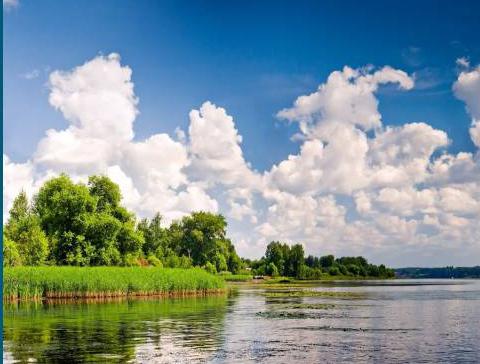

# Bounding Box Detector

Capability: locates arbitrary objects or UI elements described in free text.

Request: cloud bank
[4,54,480,266]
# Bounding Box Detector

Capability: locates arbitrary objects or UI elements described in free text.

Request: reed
[222,274,253,282]
[3,266,225,301]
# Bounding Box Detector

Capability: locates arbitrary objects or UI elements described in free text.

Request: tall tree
[4,191,49,265]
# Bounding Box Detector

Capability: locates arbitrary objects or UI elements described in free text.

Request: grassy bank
[3,266,225,301]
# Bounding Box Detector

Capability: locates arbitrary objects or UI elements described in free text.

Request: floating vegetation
[289,326,420,332]
[255,310,380,320]
[263,290,366,299]
[256,311,310,319]
[280,303,337,310]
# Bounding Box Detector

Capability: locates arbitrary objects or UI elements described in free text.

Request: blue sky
[3,1,480,266]
[4,0,479,169]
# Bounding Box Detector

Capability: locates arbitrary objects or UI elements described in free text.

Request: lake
[3,279,480,363]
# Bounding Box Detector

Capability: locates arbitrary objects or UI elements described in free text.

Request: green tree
[266,262,279,277]
[320,254,335,268]
[3,235,22,267]
[88,175,122,212]
[214,253,228,272]
[288,244,305,278]
[171,212,232,267]
[265,241,286,275]
[138,213,169,257]
[4,191,49,265]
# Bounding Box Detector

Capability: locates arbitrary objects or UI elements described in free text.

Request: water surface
[4,279,480,363]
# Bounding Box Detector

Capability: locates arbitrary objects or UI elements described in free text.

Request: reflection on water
[4,280,480,363]
[3,296,230,363]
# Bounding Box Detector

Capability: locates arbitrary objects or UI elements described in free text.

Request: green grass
[221,274,253,282]
[3,266,225,301]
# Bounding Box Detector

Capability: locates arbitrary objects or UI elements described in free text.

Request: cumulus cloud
[3,55,480,265]
[5,54,217,225]
[453,64,480,147]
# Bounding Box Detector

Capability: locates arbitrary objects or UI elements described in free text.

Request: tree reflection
[4,295,230,363]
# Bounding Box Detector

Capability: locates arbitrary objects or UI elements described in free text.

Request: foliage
[204,261,217,274]
[251,241,395,279]
[3,235,22,267]
[4,191,49,265]
[266,262,279,277]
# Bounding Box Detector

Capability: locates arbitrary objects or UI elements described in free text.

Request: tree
[266,262,279,277]
[3,235,22,267]
[329,266,340,276]
[320,255,335,268]
[265,241,286,275]
[4,191,49,265]
[227,251,242,274]
[171,212,231,267]
[34,174,96,238]
[288,244,305,278]
[305,255,320,269]
[88,175,122,212]
[32,174,145,265]
[9,190,29,221]
[138,213,169,256]
[214,253,228,272]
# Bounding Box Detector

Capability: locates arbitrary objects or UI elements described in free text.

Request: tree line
[3,174,241,273]
[395,266,480,279]
[245,241,395,279]
[3,173,395,278]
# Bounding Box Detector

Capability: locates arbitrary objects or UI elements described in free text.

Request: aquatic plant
[3,266,225,301]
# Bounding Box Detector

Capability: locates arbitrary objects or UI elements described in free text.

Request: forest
[3,174,395,279]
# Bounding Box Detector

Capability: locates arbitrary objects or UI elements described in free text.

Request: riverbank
[3,266,225,301]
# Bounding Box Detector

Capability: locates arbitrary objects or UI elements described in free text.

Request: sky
[3,0,480,267]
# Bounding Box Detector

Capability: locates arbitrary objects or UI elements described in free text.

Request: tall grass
[3,266,225,301]
[221,274,253,282]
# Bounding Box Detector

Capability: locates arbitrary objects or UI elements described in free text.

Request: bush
[338,264,348,275]
[329,266,340,276]
[123,253,140,267]
[147,255,163,267]
[204,261,217,274]
[266,262,279,277]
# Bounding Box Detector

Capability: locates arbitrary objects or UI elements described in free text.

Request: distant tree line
[395,266,480,279]
[3,174,242,273]
[245,241,395,279]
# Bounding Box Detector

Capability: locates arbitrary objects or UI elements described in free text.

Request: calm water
[3,279,480,363]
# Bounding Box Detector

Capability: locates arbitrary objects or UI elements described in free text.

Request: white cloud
[3,56,480,265]
[456,57,470,69]
[5,54,217,225]
[277,66,413,135]
[453,64,480,147]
